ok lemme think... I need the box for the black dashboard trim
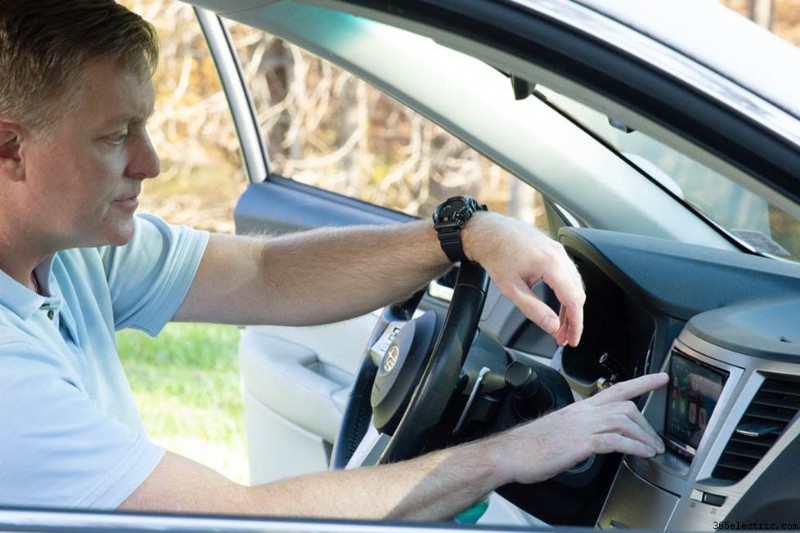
[559,228,800,322]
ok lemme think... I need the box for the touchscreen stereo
[664,351,729,460]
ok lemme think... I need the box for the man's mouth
[113,195,139,209]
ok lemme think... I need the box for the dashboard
[556,228,800,529]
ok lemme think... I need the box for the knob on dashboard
[504,360,555,418]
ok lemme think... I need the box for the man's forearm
[243,438,502,520]
[121,438,505,521]
[256,219,451,326]
[175,219,452,326]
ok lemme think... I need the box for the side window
[226,22,550,232]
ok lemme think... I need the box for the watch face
[435,196,479,227]
[447,201,465,216]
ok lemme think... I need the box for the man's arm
[174,212,584,346]
[119,373,667,519]
[173,218,449,328]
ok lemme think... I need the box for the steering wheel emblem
[383,345,399,373]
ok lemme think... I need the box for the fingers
[539,250,585,347]
[503,271,584,346]
[590,433,660,459]
[580,373,668,456]
[505,278,561,336]
[596,401,665,454]
[554,301,583,347]
[586,372,669,405]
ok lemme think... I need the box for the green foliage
[117,323,248,483]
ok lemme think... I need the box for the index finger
[586,373,669,405]
[555,300,584,347]
[543,266,585,346]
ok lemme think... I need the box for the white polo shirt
[0,214,209,509]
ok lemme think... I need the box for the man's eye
[107,132,128,145]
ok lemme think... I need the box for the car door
[194,5,570,487]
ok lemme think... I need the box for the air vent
[713,378,800,482]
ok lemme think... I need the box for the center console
[597,298,800,530]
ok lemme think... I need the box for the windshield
[538,87,800,261]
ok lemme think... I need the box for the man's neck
[0,223,54,292]
[30,269,44,295]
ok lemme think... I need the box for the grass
[117,323,249,484]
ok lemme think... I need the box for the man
[0,0,667,520]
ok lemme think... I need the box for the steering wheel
[331,261,601,524]
[332,261,489,468]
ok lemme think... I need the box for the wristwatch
[432,196,488,263]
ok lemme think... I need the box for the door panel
[234,180,411,483]
[240,314,378,483]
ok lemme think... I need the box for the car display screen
[665,352,728,454]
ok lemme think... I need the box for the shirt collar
[0,256,56,320]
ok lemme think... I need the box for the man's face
[19,59,160,250]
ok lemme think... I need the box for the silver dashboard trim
[603,329,800,530]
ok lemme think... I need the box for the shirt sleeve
[101,214,209,336]
[0,337,165,509]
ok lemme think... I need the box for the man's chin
[94,218,137,247]
[108,226,136,246]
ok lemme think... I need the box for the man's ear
[0,120,25,181]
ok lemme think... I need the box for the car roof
[572,0,800,120]
[190,0,800,125]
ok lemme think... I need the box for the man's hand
[487,372,668,486]
[462,213,585,346]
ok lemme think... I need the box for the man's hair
[0,0,159,133]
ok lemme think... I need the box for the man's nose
[126,131,160,179]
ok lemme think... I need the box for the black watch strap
[432,196,488,263]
